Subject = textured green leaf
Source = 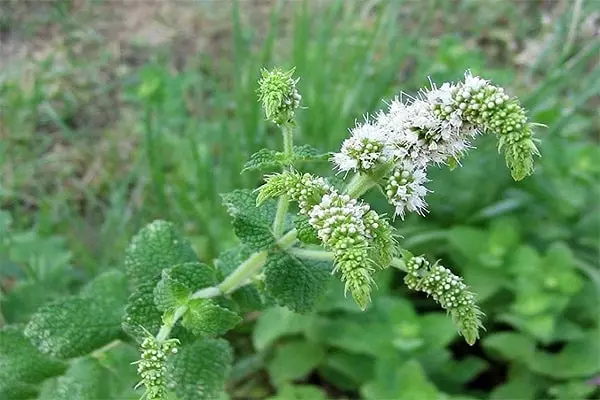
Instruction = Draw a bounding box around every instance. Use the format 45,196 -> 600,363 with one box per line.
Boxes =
124,220 -> 198,289
292,144 -> 329,163
264,251 -> 331,313
253,307 -> 315,351
123,280 -> 163,340
168,338 -> 233,400
154,262 -> 218,312
489,364 -> 541,400
38,357 -> 111,400
25,270 -> 128,359
182,298 -> 241,337
0,326 -> 66,397
242,149 -> 285,172
0,280 -> 62,324
221,189 -> 286,251
419,313 -> 458,348
361,359 -> 439,400
215,246 -> 264,312
268,340 -> 325,386
294,215 -> 320,245
319,350 -> 374,390
265,384 -> 329,400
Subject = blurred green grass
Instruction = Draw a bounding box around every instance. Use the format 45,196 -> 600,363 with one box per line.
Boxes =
0,0 -> 599,397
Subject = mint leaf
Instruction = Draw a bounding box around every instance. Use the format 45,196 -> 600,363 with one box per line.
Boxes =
182,298 -> 241,337
267,340 -> 325,386
168,338 -> 233,400
263,251 -> 331,313
242,149 -> 285,172
253,307 -> 315,351
154,262 -> 218,312
125,220 -> 198,289
38,357 -> 111,400
25,270 -> 128,359
292,145 -> 329,163
362,359 -> 439,400
294,215 -> 320,245
123,280 -> 163,340
221,189 -> 286,251
0,326 -> 66,397
215,246 -> 264,312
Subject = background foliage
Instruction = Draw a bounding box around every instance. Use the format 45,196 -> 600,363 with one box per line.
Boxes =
1,0 -> 599,399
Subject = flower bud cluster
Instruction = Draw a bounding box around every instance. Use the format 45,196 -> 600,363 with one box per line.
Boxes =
404,255 -> 483,345
257,68 -> 302,125
332,71 -> 538,217
384,161 -> 429,218
258,171 -> 330,214
134,336 -> 179,400
308,190 -> 378,309
333,120 -> 392,172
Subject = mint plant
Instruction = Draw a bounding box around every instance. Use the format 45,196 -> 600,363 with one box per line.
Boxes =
1,67 -> 540,400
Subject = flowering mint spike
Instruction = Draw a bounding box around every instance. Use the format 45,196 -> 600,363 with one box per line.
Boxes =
364,210 -> 397,267
257,67 -> 301,126
134,333 -> 179,400
384,161 -> 429,218
404,255 -> 484,345
333,118 -> 392,173
257,171 -> 330,212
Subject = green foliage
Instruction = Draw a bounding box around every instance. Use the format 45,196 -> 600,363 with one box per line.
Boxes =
263,250 -> 331,313
25,270 -> 128,358
0,326 -> 67,397
168,338 -> 233,400
154,262 -> 218,312
124,220 -> 198,289
38,358 -> 111,400
242,145 -> 328,173
182,299 -> 241,337
1,1 -> 597,399
222,189 -> 290,251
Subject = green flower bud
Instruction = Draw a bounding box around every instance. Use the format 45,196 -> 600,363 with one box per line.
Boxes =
134,333 -> 179,400
257,67 -> 301,125
404,255 -> 484,345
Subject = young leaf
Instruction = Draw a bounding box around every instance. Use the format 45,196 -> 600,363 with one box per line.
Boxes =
263,251 -> 332,313
181,298 -> 242,337
221,189 -> 289,251
154,262 -> 218,312
0,326 -> 67,397
167,338 -> 233,400
38,357 -> 111,400
294,215 -> 320,245
242,149 -> 285,172
267,340 -> 326,386
124,220 -> 198,289
292,144 -> 329,163
215,246 -> 264,312
25,270 -> 128,359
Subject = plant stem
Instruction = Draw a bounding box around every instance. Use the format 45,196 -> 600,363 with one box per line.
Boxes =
272,196 -> 289,238
218,251 -> 269,294
273,123 -> 294,237
345,173 -> 377,198
156,305 -> 188,343
91,339 -> 122,359
287,248 -> 335,261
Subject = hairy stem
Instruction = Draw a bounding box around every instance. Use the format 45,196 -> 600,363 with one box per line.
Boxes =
219,251 -> 269,294
345,173 -> 377,198
273,124 -> 294,237
287,248 -> 335,261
